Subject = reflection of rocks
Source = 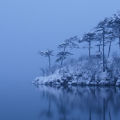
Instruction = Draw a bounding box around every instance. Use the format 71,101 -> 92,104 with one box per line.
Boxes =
37,86 -> 120,120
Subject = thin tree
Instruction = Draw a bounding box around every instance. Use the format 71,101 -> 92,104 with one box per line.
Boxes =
57,42 -> 72,67
39,50 -> 53,71
82,32 -> 96,57
57,36 -> 79,67
56,51 -> 72,67
65,36 -> 79,49
106,30 -> 116,58
112,13 -> 120,50
95,33 -> 102,53
95,18 -> 109,72
58,42 -> 69,53
106,17 -> 117,58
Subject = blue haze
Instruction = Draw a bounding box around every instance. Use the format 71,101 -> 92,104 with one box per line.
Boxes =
0,0 -> 120,119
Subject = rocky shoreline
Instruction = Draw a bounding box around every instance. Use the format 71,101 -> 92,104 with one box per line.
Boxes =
33,72 -> 120,87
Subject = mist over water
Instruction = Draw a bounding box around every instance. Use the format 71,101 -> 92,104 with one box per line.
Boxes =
1,0 -> 120,120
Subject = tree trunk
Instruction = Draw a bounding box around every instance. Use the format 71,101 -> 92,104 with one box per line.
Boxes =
61,47 -> 66,67
98,45 -> 100,52
89,41 -> 91,57
102,30 -> 105,72
61,59 -> 63,67
108,41 -> 112,58
119,28 -> 120,51
99,40 -> 102,52
48,56 -> 51,71
119,36 -> 120,49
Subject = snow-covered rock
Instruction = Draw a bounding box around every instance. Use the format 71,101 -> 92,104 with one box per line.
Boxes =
33,56 -> 120,86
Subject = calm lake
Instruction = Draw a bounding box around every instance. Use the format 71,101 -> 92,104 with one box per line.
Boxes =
33,86 -> 120,120
1,71 -> 120,120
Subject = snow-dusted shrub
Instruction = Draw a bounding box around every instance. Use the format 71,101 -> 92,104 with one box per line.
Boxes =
34,55 -> 120,86
110,55 -> 120,79
82,56 -> 101,81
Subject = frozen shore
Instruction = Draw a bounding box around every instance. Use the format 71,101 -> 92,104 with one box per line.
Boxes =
33,56 -> 120,87
33,72 -> 120,87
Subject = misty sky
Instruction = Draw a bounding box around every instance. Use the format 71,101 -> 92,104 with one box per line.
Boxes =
0,0 -> 120,79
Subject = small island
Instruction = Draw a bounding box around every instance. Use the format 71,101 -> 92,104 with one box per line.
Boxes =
33,12 -> 120,87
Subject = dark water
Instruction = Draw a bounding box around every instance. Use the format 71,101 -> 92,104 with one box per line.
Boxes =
1,67 -> 120,120
1,71 -> 120,120
34,86 -> 120,120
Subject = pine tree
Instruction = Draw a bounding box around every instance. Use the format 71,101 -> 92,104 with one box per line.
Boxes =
106,30 -> 116,58
95,18 -> 109,72
57,42 -> 72,67
65,36 -> 79,49
112,13 -> 120,50
56,51 -> 72,67
82,32 -> 96,57
39,50 -> 53,71
56,36 -> 79,67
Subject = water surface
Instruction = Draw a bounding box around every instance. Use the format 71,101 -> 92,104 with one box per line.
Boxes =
35,86 -> 120,120
1,70 -> 120,120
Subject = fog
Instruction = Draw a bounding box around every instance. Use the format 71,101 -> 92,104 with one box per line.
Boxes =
0,0 -> 120,80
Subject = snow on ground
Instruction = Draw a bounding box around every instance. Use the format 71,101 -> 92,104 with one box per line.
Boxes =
33,56 -> 120,86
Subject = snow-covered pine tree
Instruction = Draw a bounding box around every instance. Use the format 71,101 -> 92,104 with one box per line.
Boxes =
112,12 -> 120,50
39,50 -> 53,71
65,36 -> 79,49
95,18 -> 109,72
82,32 -> 96,57
56,51 -> 72,67
57,42 -> 72,67
106,30 -> 116,58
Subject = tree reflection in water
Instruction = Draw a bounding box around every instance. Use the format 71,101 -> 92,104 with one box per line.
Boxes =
36,86 -> 120,120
